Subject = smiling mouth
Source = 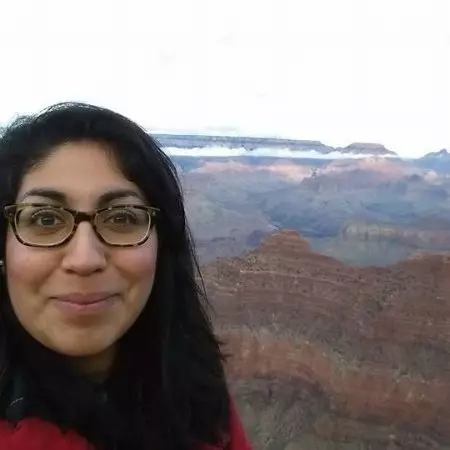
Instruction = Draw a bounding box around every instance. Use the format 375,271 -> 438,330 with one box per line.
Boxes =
52,293 -> 117,315
54,292 -> 116,304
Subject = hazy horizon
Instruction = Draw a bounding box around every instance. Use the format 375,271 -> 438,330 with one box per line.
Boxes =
0,119 -> 445,158
149,129 -> 446,158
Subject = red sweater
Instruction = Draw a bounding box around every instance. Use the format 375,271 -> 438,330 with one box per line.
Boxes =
0,402 -> 252,450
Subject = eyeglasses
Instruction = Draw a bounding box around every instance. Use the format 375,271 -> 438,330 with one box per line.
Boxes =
4,203 -> 160,248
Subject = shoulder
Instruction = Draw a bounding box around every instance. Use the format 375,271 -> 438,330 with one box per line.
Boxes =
200,400 -> 252,450
0,369 -> 92,448
225,400 -> 252,450
0,417 -> 93,450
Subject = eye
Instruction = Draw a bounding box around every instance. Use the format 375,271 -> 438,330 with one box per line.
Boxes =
102,208 -> 139,226
22,207 -> 67,228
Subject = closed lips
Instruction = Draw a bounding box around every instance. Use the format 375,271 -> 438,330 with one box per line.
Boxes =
53,293 -> 115,305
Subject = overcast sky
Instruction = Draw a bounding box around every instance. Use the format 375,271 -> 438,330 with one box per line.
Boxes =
0,0 -> 449,156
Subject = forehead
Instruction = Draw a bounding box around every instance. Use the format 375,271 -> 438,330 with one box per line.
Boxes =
17,141 -> 143,205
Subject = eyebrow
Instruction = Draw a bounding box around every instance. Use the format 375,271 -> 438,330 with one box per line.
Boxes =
18,188 -> 144,207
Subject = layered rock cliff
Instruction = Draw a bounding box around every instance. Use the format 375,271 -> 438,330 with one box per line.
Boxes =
203,231 -> 450,449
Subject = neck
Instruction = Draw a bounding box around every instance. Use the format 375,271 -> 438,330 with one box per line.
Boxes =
70,346 -> 116,381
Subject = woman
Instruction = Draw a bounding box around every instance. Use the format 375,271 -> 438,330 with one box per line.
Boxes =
0,103 -> 251,449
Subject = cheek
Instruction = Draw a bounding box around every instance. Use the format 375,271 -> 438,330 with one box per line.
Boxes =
5,234 -> 55,298
114,239 -> 158,297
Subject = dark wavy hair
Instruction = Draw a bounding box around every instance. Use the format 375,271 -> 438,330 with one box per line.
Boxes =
0,103 -> 230,449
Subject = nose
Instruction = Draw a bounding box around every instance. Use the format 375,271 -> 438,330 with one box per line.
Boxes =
61,222 -> 107,276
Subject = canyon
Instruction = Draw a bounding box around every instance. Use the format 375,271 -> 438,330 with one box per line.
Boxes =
203,231 -> 450,449
164,137 -> 450,448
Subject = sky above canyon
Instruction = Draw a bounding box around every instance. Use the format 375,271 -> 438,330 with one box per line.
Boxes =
0,0 -> 449,157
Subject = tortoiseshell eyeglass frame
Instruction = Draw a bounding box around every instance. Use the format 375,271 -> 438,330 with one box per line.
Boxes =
3,203 -> 160,248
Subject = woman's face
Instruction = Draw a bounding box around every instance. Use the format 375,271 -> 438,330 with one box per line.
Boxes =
5,141 -> 158,374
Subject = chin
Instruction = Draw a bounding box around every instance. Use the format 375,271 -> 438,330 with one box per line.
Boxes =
48,336 -> 115,358
56,346 -> 108,358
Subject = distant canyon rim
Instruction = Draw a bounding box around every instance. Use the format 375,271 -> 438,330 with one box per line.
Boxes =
172,145 -> 450,268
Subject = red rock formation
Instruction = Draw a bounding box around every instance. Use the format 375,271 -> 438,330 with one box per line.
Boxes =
202,231 -> 450,449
